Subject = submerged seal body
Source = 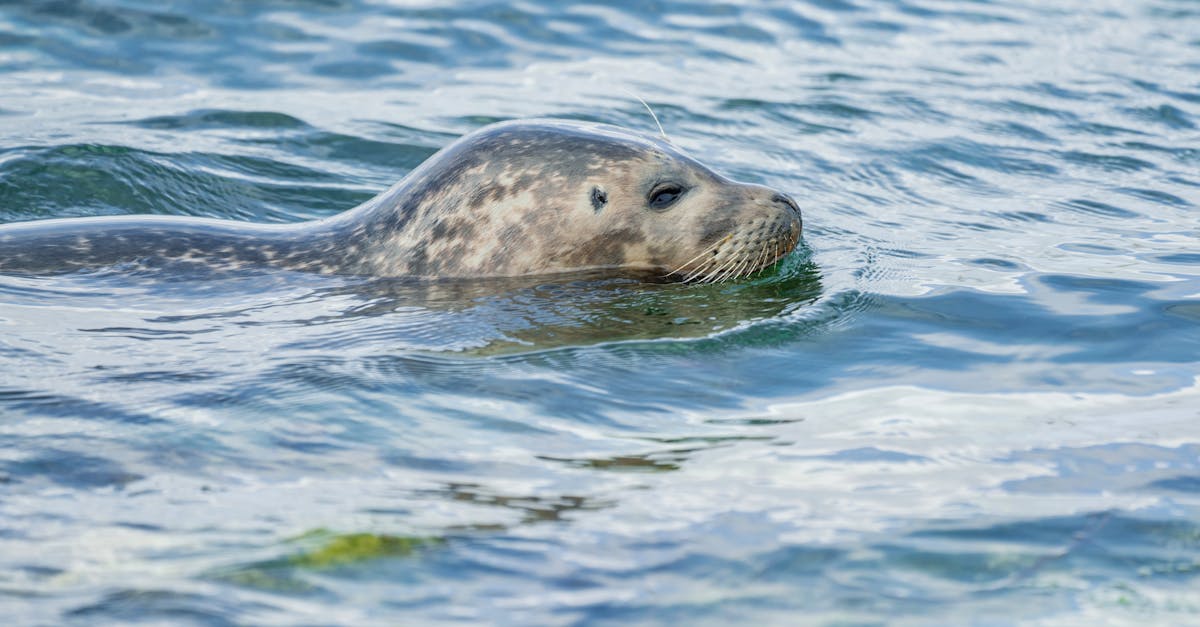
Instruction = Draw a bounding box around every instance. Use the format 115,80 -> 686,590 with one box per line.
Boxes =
0,120 -> 802,281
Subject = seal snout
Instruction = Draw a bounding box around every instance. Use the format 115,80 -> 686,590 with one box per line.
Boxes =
772,193 -> 802,221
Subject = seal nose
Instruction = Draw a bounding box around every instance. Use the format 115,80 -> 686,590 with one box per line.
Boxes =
772,193 -> 802,219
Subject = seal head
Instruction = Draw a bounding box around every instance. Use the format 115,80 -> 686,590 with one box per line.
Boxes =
345,119 -> 802,281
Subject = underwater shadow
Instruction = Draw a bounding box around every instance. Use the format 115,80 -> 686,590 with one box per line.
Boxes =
309,247 -> 824,356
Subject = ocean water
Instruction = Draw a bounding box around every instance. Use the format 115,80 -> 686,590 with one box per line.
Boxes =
1,0 -> 1198,624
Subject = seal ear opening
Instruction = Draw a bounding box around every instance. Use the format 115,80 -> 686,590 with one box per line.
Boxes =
590,186 -> 608,212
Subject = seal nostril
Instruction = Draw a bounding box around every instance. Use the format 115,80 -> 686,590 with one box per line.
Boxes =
772,193 -> 800,216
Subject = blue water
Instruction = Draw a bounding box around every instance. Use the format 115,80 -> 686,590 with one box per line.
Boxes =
2,0 -> 1199,623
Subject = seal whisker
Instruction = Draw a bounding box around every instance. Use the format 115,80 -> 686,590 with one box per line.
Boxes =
685,257 -> 720,283
681,240 -> 732,283
724,254 -> 752,282
704,253 -> 740,284
752,242 -> 769,275
714,255 -> 740,283
680,268 -> 702,283
701,255 -> 733,284
679,255 -> 713,283
715,257 -> 744,282
621,89 -> 669,142
665,235 -> 727,280
734,249 -> 753,277
693,261 -> 718,284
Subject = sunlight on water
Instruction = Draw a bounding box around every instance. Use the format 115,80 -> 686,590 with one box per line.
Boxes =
1,0 -> 1198,623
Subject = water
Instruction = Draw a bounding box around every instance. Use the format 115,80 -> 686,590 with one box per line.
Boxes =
1,0 -> 1198,623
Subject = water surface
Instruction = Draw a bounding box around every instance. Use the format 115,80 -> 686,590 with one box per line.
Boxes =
1,0 -> 1199,624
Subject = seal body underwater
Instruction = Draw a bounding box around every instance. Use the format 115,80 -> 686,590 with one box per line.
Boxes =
0,119 -> 802,282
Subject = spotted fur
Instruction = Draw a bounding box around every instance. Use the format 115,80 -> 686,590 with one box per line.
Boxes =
0,120 -> 802,280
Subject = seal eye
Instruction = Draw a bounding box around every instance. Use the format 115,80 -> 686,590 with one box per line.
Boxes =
648,183 -> 684,210
591,186 -> 608,212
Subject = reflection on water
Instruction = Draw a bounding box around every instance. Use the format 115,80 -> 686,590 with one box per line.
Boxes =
330,249 -> 823,354
2,0 -> 1199,623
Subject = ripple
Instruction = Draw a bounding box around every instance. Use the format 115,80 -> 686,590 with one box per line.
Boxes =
0,142 -> 369,223
1124,104 -> 1196,130
1052,198 -> 1141,219
2,450 -> 142,489
128,109 -> 310,131
1060,150 -> 1157,173
16,1 -> 214,39
1147,475 -> 1200,493
0,387 -> 165,425
68,589 -> 247,625
3,0 -> 1200,623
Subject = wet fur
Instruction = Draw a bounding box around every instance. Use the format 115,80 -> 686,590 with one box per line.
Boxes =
0,120 -> 802,280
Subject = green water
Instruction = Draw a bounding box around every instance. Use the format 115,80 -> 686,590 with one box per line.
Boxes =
1,0 -> 1199,624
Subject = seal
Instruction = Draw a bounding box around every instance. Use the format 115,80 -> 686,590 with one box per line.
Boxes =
0,119 -> 802,282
